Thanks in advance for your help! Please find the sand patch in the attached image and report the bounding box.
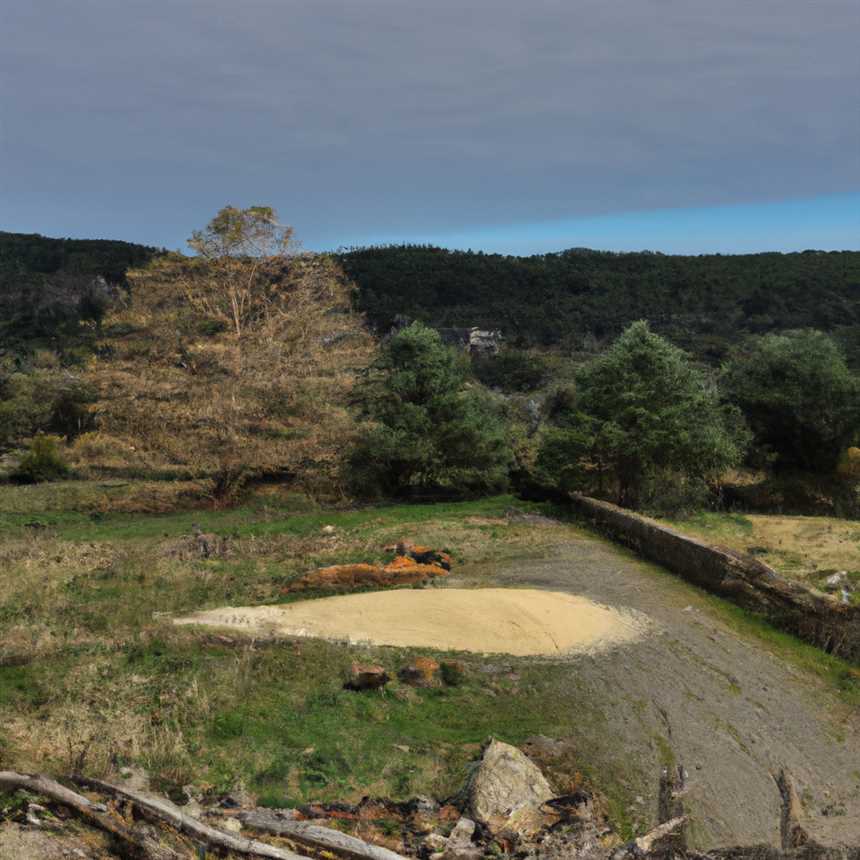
[174,588,649,656]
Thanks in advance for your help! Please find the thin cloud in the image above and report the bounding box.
[1,0,858,250]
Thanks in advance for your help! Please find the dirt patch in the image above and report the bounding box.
[174,588,650,656]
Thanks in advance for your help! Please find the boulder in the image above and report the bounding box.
[344,663,389,691]
[824,571,848,590]
[427,817,482,860]
[398,657,440,687]
[468,739,555,838]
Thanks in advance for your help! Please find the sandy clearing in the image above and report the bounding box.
[174,588,649,656]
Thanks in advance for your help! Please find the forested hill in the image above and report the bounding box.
[337,245,860,362]
[0,231,161,281]
[0,231,163,358]
[4,231,860,366]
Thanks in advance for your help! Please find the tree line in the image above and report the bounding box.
[2,213,859,513]
[337,244,860,365]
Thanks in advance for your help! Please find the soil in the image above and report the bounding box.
[175,531,860,850]
[0,820,113,859]
[174,588,650,657]
[482,537,860,850]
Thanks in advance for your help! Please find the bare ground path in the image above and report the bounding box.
[478,535,860,849]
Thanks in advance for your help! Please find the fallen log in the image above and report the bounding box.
[635,816,687,854]
[240,808,409,860]
[0,771,173,860]
[75,776,368,860]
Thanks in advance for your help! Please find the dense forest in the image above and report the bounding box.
[0,231,163,359]
[338,245,860,364]
[3,231,860,367]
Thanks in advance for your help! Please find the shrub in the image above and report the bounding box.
[837,448,860,481]
[440,661,466,686]
[347,322,512,498]
[0,369,95,449]
[537,321,748,510]
[722,331,860,472]
[471,349,549,392]
[11,434,70,483]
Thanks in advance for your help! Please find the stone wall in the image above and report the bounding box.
[568,493,860,664]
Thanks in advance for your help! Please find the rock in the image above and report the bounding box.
[423,817,483,860]
[219,817,243,834]
[289,560,447,592]
[467,328,503,356]
[116,765,151,793]
[424,832,449,852]
[824,571,848,590]
[468,739,555,838]
[448,817,476,844]
[344,662,390,691]
[382,541,453,571]
[321,525,336,535]
[411,796,439,815]
[398,657,440,687]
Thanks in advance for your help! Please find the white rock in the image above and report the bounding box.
[468,739,554,837]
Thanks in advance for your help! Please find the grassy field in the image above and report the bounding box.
[2,480,858,841]
[0,483,594,809]
[665,511,860,599]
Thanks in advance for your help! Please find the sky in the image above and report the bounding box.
[1,0,858,256]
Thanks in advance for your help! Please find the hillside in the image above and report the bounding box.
[338,244,860,363]
[0,231,163,360]
[4,232,860,367]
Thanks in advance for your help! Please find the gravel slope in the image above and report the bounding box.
[480,536,860,849]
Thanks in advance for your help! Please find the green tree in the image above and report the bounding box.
[722,330,859,472]
[0,369,95,449]
[537,321,747,509]
[471,348,549,392]
[11,434,69,484]
[348,322,512,497]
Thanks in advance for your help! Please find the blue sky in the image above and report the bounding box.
[2,1,858,256]
[342,193,860,256]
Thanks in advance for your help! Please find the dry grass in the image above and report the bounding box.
[83,254,375,497]
[0,488,588,803]
[666,511,860,592]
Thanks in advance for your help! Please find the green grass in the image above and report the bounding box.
[2,480,856,844]
[0,488,533,542]
[663,510,754,541]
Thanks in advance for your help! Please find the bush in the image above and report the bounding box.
[537,321,748,510]
[440,661,466,686]
[11,435,70,483]
[0,369,95,449]
[837,448,860,481]
[722,331,860,472]
[347,322,512,498]
[471,349,549,392]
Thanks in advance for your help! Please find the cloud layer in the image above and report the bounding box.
[2,0,858,250]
